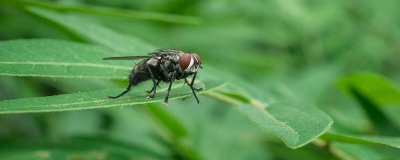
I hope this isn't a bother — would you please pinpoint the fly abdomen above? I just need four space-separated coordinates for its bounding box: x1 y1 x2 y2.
129 61 151 86
129 72 150 86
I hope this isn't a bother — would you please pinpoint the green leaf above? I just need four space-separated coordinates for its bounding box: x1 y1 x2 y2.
1 6 334 151
0 39 130 79
28 7 156 54
0 137 167 159
338 72 400 107
323 132 400 149
154 98 271 160
145 103 188 138
201 66 333 149
144 103 202 160
330 142 391 160
242 102 333 149
268 143 337 160
0 79 224 114
206 91 333 149
338 73 400 136
3 0 200 24
0 38 225 114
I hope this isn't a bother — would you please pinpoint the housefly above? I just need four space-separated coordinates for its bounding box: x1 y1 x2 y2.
103 49 203 104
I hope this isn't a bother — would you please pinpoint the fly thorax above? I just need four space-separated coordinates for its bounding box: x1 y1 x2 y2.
146 57 159 66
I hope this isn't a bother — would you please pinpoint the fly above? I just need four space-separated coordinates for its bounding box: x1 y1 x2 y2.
103 49 203 104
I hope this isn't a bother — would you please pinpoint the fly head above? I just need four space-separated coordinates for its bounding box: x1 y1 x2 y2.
179 53 202 73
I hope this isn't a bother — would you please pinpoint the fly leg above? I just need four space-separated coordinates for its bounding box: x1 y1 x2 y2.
147 79 161 99
146 79 160 93
146 65 158 99
186 72 201 104
185 76 203 91
163 71 176 104
108 83 133 99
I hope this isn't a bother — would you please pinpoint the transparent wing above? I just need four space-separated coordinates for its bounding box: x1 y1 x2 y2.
103 56 150 60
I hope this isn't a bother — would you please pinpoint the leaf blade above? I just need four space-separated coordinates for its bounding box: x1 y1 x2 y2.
338 72 400 107
338 73 400 136
207 91 333 149
323 132 400 149
21 0 201 24
28 7 157 54
243 102 333 148
0 39 130 79
0 79 224 114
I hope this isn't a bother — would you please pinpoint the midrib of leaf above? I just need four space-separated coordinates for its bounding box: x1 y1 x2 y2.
0 61 130 70
0 80 225 114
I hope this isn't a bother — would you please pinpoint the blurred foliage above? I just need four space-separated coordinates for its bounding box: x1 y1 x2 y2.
1 0 400 159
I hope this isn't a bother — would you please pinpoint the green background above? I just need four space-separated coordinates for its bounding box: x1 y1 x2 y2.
1 0 400 159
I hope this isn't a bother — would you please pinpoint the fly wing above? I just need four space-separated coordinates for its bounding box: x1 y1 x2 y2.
103 55 150 60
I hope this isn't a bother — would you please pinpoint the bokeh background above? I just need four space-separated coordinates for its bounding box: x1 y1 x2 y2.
1 0 400 159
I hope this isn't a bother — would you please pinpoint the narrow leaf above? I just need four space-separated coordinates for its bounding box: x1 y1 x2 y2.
322 132 400 149
0 137 167 159
145 103 188 138
338 72 400 107
28 7 156 54
0 79 224 114
207 91 333 149
4 0 200 24
0 39 130 79
144 103 202 160
338 73 400 136
243 102 333 148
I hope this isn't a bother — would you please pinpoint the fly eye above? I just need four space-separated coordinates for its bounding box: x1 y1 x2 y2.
179 54 192 70
192 53 201 65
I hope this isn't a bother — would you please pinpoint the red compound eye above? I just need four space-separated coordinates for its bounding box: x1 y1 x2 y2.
192 53 201 64
179 54 192 70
